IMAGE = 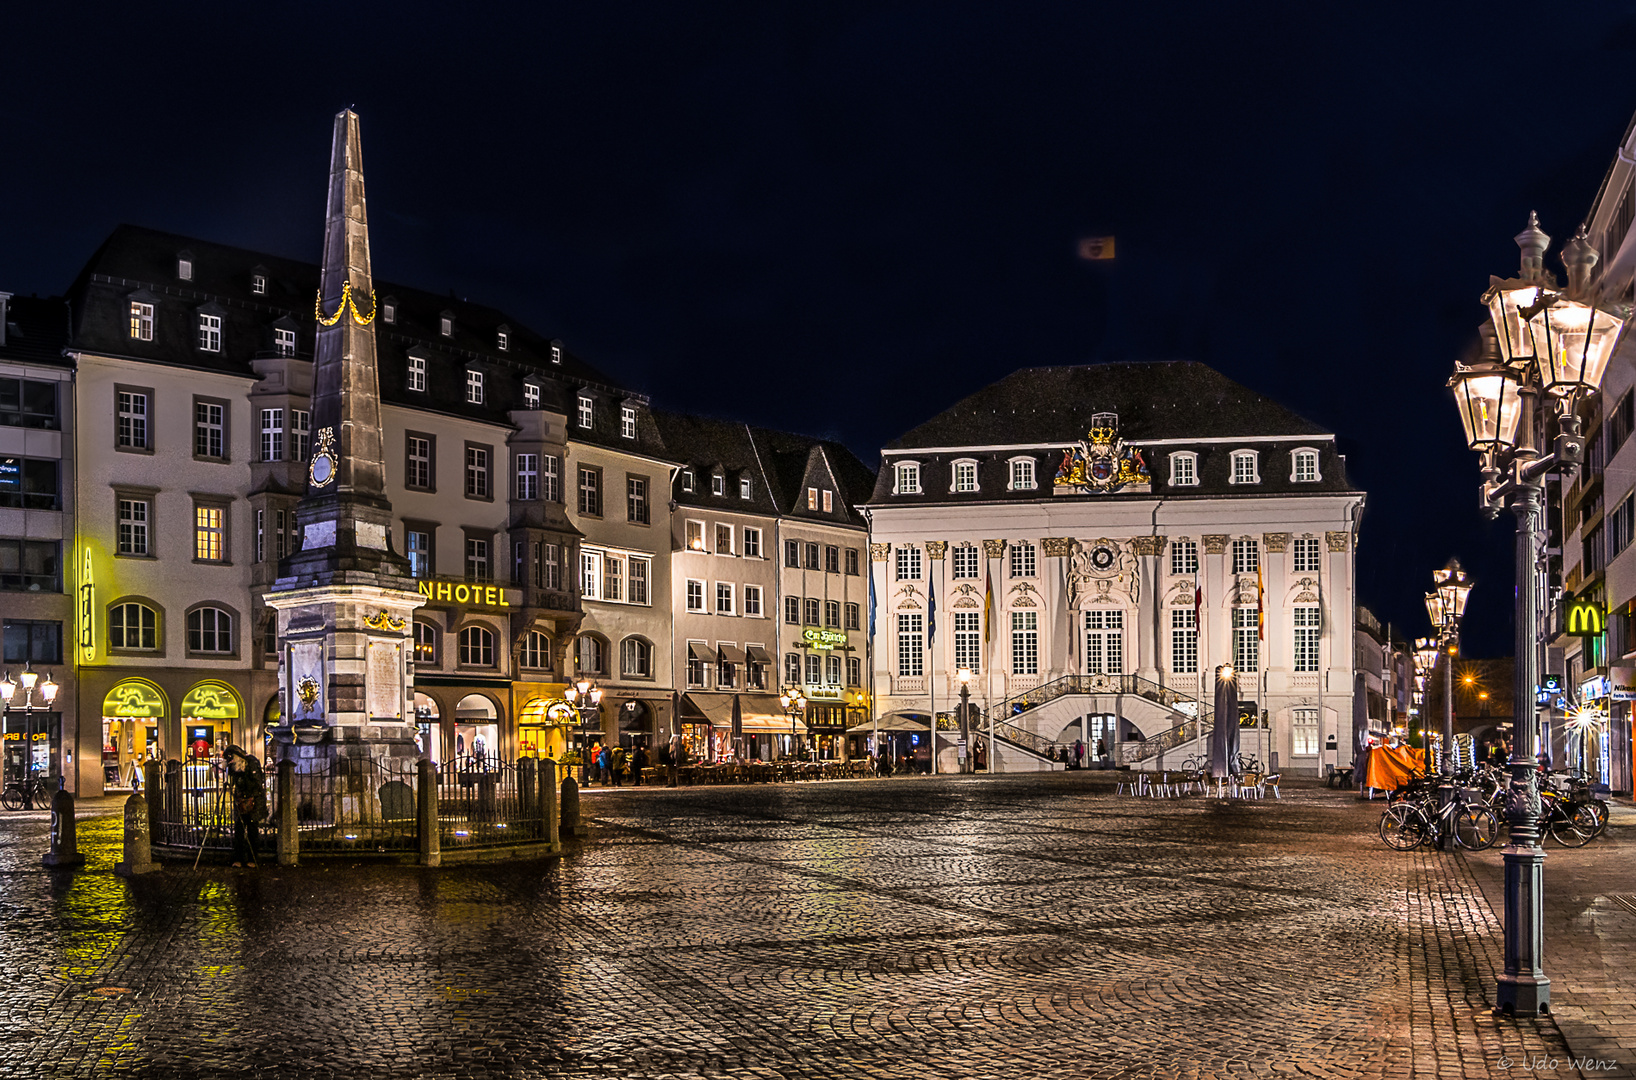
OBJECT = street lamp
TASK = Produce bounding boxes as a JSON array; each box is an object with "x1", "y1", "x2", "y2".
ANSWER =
[
  {"x1": 563, "y1": 678, "x2": 603, "y2": 784},
  {"x1": 0, "y1": 665, "x2": 60, "y2": 809},
  {"x1": 1425, "y1": 560, "x2": 1472, "y2": 774},
  {"x1": 779, "y1": 687, "x2": 806, "y2": 760},
  {"x1": 956, "y1": 668, "x2": 973, "y2": 773},
  {"x1": 1448, "y1": 212, "x2": 1630, "y2": 1017}
]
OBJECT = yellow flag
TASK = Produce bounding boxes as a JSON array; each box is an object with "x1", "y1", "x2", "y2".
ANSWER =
[{"x1": 1078, "y1": 236, "x2": 1116, "y2": 260}]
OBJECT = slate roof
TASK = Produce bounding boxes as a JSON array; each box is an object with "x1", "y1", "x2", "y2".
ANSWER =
[
  {"x1": 885, "y1": 362, "x2": 1330, "y2": 449},
  {"x1": 63, "y1": 224, "x2": 646, "y2": 434},
  {"x1": 869, "y1": 361, "x2": 1356, "y2": 505},
  {"x1": 748, "y1": 426, "x2": 875, "y2": 528},
  {"x1": 649, "y1": 411, "x2": 781, "y2": 515},
  {"x1": 0, "y1": 294, "x2": 72, "y2": 369}
]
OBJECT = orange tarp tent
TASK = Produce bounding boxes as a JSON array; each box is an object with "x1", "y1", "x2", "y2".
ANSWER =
[{"x1": 1364, "y1": 745, "x2": 1428, "y2": 790}]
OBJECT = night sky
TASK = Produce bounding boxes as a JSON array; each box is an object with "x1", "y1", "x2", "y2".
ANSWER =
[{"x1": 7, "y1": 2, "x2": 1636, "y2": 658}]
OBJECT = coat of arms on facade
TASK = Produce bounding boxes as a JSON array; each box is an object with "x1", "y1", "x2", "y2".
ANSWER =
[{"x1": 1054, "y1": 412, "x2": 1149, "y2": 493}]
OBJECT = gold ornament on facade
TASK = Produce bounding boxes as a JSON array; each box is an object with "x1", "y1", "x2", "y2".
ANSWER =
[
  {"x1": 1263, "y1": 532, "x2": 1291, "y2": 553},
  {"x1": 870, "y1": 543, "x2": 891, "y2": 562},
  {"x1": 925, "y1": 540, "x2": 947, "y2": 560},
  {"x1": 363, "y1": 610, "x2": 406, "y2": 631},
  {"x1": 314, "y1": 280, "x2": 378, "y2": 327},
  {"x1": 1131, "y1": 535, "x2": 1168, "y2": 557},
  {"x1": 1325, "y1": 531, "x2": 1350, "y2": 552},
  {"x1": 295, "y1": 675, "x2": 320, "y2": 715},
  {"x1": 1201, "y1": 534, "x2": 1230, "y2": 555},
  {"x1": 981, "y1": 539, "x2": 1008, "y2": 558},
  {"x1": 1040, "y1": 537, "x2": 1075, "y2": 558}
]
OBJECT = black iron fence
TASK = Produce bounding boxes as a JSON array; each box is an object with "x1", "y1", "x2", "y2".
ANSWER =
[{"x1": 151, "y1": 756, "x2": 556, "y2": 858}]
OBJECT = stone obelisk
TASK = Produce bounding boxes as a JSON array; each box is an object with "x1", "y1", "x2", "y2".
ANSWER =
[{"x1": 265, "y1": 110, "x2": 424, "y2": 772}]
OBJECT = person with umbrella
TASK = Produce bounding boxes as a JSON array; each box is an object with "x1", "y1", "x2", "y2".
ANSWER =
[{"x1": 224, "y1": 744, "x2": 267, "y2": 868}]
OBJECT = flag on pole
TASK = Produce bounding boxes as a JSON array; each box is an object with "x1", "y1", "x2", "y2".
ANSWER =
[
  {"x1": 983, "y1": 567, "x2": 994, "y2": 643},
  {"x1": 868, "y1": 569, "x2": 877, "y2": 638},
  {"x1": 1257, "y1": 562, "x2": 1265, "y2": 641},
  {"x1": 1192, "y1": 566, "x2": 1202, "y2": 630},
  {"x1": 927, "y1": 574, "x2": 937, "y2": 644},
  {"x1": 1078, "y1": 236, "x2": 1116, "y2": 260}
]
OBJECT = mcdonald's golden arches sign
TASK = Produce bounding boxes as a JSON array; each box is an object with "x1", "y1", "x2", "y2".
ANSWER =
[{"x1": 1565, "y1": 593, "x2": 1605, "y2": 638}]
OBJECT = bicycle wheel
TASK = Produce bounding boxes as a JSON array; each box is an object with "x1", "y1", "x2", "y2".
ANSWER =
[
  {"x1": 1581, "y1": 799, "x2": 1610, "y2": 837},
  {"x1": 1454, "y1": 806, "x2": 1500, "y2": 851},
  {"x1": 1380, "y1": 804, "x2": 1428, "y2": 850},
  {"x1": 1549, "y1": 804, "x2": 1598, "y2": 848},
  {"x1": 0, "y1": 786, "x2": 23, "y2": 812}
]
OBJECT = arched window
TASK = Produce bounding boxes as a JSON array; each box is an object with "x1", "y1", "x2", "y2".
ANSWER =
[
  {"x1": 519, "y1": 630, "x2": 552, "y2": 670},
  {"x1": 109, "y1": 602, "x2": 159, "y2": 651},
  {"x1": 412, "y1": 621, "x2": 437, "y2": 664},
  {"x1": 621, "y1": 637, "x2": 652, "y2": 678},
  {"x1": 458, "y1": 625, "x2": 495, "y2": 667},
  {"x1": 1168, "y1": 451, "x2": 1198, "y2": 487},
  {"x1": 577, "y1": 634, "x2": 607, "y2": 676},
  {"x1": 893, "y1": 460, "x2": 921, "y2": 495},
  {"x1": 187, "y1": 607, "x2": 233, "y2": 654},
  {"x1": 1291, "y1": 448, "x2": 1320, "y2": 483},
  {"x1": 1230, "y1": 450, "x2": 1260, "y2": 485}
]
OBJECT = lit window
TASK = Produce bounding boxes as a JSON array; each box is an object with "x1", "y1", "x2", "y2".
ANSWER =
[
  {"x1": 274, "y1": 327, "x2": 297, "y2": 357},
  {"x1": 440, "y1": 315, "x2": 453, "y2": 337},
  {"x1": 894, "y1": 462, "x2": 920, "y2": 494},
  {"x1": 807, "y1": 487, "x2": 818, "y2": 509},
  {"x1": 129, "y1": 302, "x2": 154, "y2": 342},
  {"x1": 740, "y1": 476, "x2": 752, "y2": 499},
  {"x1": 686, "y1": 520, "x2": 705, "y2": 551},
  {"x1": 407, "y1": 355, "x2": 426, "y2": 393},
  {"x1": 1169, "y1": 452, "x2": 1198, "y2": 487},
  {"x1": 466, "y1": 369, "x2": 484, "y2": 405},
  {"x1": 621, "y1": 405, "x2": 636, "y2": 439},
  {"x1": 578, "y1": 395, "x2": 593, "y2": 429},
  {"x1": 823, "y1": 490, "x2": 833, "y2": 513},
  {"x1": 198, "y1": 314, "x2": 222, "y2": 352},
  {"x1": 413, "y1": 621, "x2": 436, "y2": 663},
  {"x1": 1292, "y1": 449, "x2": 1320, "y2": 483},
  {"x1": 195, "y1": 504, "x2": 225, "y2": 562},
  {"x1": 1231, "y1": 450, "x2": 1260, "y2": 485}
]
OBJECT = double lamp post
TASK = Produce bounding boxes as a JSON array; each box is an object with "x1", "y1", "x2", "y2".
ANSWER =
[
  {"x1": 0, "y1": 665, "x2": 60, "y2": 809},
  {"x1": 1449, "y1": 212, "x2": 1629, "y2": 1017},
  {"x1": 1421, "y1": 559, "x2": 1472, "y2": 851}
]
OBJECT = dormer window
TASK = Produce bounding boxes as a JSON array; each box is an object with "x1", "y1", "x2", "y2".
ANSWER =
[
  {"x1": 577, "y1": 394, "x2": 593, "y2": 429},
  {"x1": 1169, "y1": 451, "x2": 1198, "y2": 487},
  {"x1": 740, "y1": 476, "x2": 752, "y2": 499},
  {"x1": 251, "y1": 272, "x2": 267, "y2": 296},
  {"x1": 198, "y1": 313, "x2": 222, "y2": 352},
  {"x1": 1291, "y1": 448, "x2": 1320, "y2": 483},
  {"x1": 712, "y1": 472, "x2": 726, "y2": 496},
  {"x1": 681, "y1": 469, "x2": 695, "y2": 493},
  {"x1": 620, "y1": 405, "x2": 637, "y2": 439},
  {"x1": 550, "y1": 341, "x2": 563, "y2": 364},
  {"x1": 823, "y1": 490, "x2": 833, "y2": 513},
  {"x1": 523, "y1": 382, "x2": 540, "y2": 409},
  {"x1": 274, "y1": 327, "x2": 296, "y2": 358},
  {"x1": 382, "y1": 299, "x2": 396, "y2": 324},
  {"x1": 466, "y1": 369, "x2": 485, "y2": 405},
  {"x1": 496, "y1": 327, "x2": 509, "y2": 351},
  {"x1": 1008, "y1": 457, "x2": 1036, "y2": 490},
  {"x1": 807, "y1": 487, "x2": 818, "y2": 509},
  {"x1": 439, "y1": 314, "x2": 453, "y2": 337},
  {"x1": 177, "y1": 253, "x2": 193, "y2": 281},
  {"x1": 1230, "y1": 450, "x2": 1260, "y2": 485},
  {"x1": 952, "y1": 459, "x2": 979, "y2": 493},
  {"x1": 894, "y1": 461, "x2": 921, "y2": 495},
  {"x1": 407, "y1": 353, "x2": 426, "y2": 393}
]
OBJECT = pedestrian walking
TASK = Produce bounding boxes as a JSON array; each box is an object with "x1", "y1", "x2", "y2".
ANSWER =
[
  {"x1": 632, "y1": 743, "x2": 647, "y2": 786},
  {"x1": 224, "y1": 744, "x2": 267, "y2": 868},
  {"x1": 1073, "y1": 739, "x2": 1085, "y2": 770},
  {"x1": 611, "y1": 745, "x2": 627, "y2": 787},
  {"x1": 1095, "y1": 737, "x2": 1108, "y2": 768}
]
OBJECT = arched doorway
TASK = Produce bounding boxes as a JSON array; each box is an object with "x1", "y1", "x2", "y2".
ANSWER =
[
  {"x1": 101, "y1": 679, "x2": 167, "y2": 790},
  {"x1": 454, "y1": 693, "x2": 499, "y2": 769},
  {"x1": 180, "y1": 681, "x2": 241, "y2": 762},
  {"x1": 617, "y1": 699, "x2": 651, "y2": 751},
  {"x1": 413, "y1": 693, "x2": 440, "y2": 762}
]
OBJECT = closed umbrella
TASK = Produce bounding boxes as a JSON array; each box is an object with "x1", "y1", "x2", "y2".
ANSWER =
[
  {"x1": 731, "y1": 693, "x2": 744, "y2": 762},
  {"x1": 1352, "y1": 673, "x2": 1370, "y2": 790},
  {"x1": 1210, "y1": 666, "x2": 1239, "y2": 777}
]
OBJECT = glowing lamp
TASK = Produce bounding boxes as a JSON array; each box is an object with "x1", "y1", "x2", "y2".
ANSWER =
[
  {"x1": 1449, "y1": 361, "x2": 1522, "y2": 452},
  {"x1": 0, "y1": 674, "x2": 13, "y2": 702},
  {"x1": 1529, "y1": 296, "x2": 1626, "y2": 398},
  {"x1": 1433, "y1": 558, "x2": 1473, "y2": 625},
  {"x1": 20, "y1": 668, "x2": 37, "y2": 691},
  {"x1": 40, "y1": 675, "x2": 58, "y2": 704},
  {"x1": 957, "y1": 668, "x2": 972, "y2": 686}
]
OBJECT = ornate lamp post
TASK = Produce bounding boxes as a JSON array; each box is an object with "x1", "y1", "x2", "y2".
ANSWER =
[
  {"x1": 1426, "y1": 558, "x2": 1474, "y2": 770},
  {"x1": 0, "y1": 666, "x2": 60, "y2": 809},
  {"x1": 1448, "y1": 212, "x2": 1629, "y2": 1017},
  {"x1": 779, "y1": 687, "x2": 806, "y2": 760},
  {"x1": 1413, "y1": 638, "x2": 1438, "y2": 754},
  {"x1": 956, "y1": 668, "x2": 974, "y2": 773},
  {"x1": 563, "y1": 678, "x2": 603, "y2": 785}
]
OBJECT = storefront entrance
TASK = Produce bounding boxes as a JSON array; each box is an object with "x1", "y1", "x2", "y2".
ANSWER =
[
  {"x1": 101, "y1": 679, "x2": 166, "y2": 790},
  {"x1": 4, "y1": 711, "x2": 58, "y2": 788},
  {"x1": 181, "y1": 682, "x2": 241, "y2": 762},
  {"x1": 454, "y1": 694, "x2": 499, "y2": 770}
]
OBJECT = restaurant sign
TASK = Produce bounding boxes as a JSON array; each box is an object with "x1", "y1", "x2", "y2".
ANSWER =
[{"x1": 801, "y1": 628, "x2": 847, "y2": 650}]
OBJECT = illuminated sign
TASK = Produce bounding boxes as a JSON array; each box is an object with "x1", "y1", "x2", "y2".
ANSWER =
[
  {"x1": 102, "y1": 681, "x2": 166, "y2": 719},
  {"x1": 0, "y1": 458, "x2": 18, "y2": 489},
  {"x1": 1581, "y1": 676, "x2": 1610, "y2": 702},
  {"x1": 181, "y1": 683, "x2": 241, "y2": 721},
  {"x1": 2, "y1": 731, "x2": 48, "y2": 742},
  {"x1": 78, "y1": 548, "x2": 94, "y2": 662},
  {"x1": 1566, "y1": 593, "x2": 1605, "y2": 637},
  {"x1": 1611, "y1": 666, "x2": 1636, "y2": 703},
  {"x1": 801, "y1": 628, "x2": 847, "y2": 650},
  {"x1": 416, "y1": 579, "x2": 511, "y2": 608},
  {"x1": 804, "y1": 683, "x2": 844, "y2": 699}
]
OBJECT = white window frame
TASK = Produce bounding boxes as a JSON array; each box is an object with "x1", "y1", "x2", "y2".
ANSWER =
[
  {"x1": 685, "y1": 520, "x2": 705, "y2": 552},
  {"x1": 407, "y1": 354, "x2": 427, "y2": 393},
  {"x1": 1169, "y1": 451, "x2": 1198, "y2": 487},
  {"x1": 1292, "y1": 706, "x2": 1320, "y2": 755},
  {"x1": 1009, "y1": 541, "x2": 1037, "y2": 579},
  {"x1": 1291, "y1": 448, "x2": 1321, "y2": 483},
  {"x1": 1231, "y1": 538, "x2": 1260, "y2": 575},
  {"x1": 951, "y1": 459, "x2": 979, "y2": 493},
  {"x1": 1293, "y1": 606, "x2": 1321, "y2": 672},
  {"x1": 893, "y1": 460, "x2": 921, "y2": 495},
  {"x1": 198, "y1": 313, "x2": 222, "y2": 353},
  {"x1": 897, "y1": 613, "x2": 924, "y2": 677},
  {"x1": 260, "y1": 408, "x2": 284, "y2": 462},
  {"x1": 686, "y1": 578, "x2": 705, "y2": 612},
  {"x1": 714, "y1": 523, "x2": 734, "y2": 555},
  {"x1": 954, "y1": 611, "x2": 981, "y2": 673},
  {"x1": 714, "y1": 473, "x2": 727, "y2": 497},
  {"x1": 1230, "y1": 450, "x2": 1260, "y2": 485},
  {"x1": 1171, "y1": 609, "x2": 1198, "y2": 674},
  {"x1": 117, "y1": 390, "x2": 148, "y2": 449},
  {"x1": 715, "y1": 582, "x2": 735, "y2": 615},
  {"x1": 743, "y1": 527, "x2": 761, "y2": 558},
  {"x1": 740, "y1": 476, "x2": 753, "y2": 499},
  {"x1": 744, "y1": 585, "x2": 763, "y2": 616},
  {"x1": 1083, "y1": 608, "x2": 1124, "y2": 674},
  {"x1": 251, "y1": 273, "x2": 267, "y2": 296},
  {"x1": 291, "y1": 410, "x2": 310, "y2": 461},
  {"x1": 274, "y1": 327, "x2": 296, "y2": 358},
  {"x1": 523, "y1": 382, "x2": 540, "y2": 409},
  {"x1": 1292, "y1": 535, "x2": 1322, "y2": 573},
  {"x1": 440, "y1": 315, "x2": 453, "y2": 337},
  {"x1": 1232, "y1": 606, "x2": 1260, "y2": 671},
  {"x1": 1170, "y1": 539, "x2": 1198, "y2": 576},
  {"x1": 129, "y1": 302, "x2": 154, "y2": 342},
  {"x1": 620, "y1": 405, "x2": 637, "y2": 440},
  {"x1": 895, "y1": 546, "x2": 922, "y2": 581},
  {"x1": 497, "y1": 330, "x2": 509, "y2": 352},
  {"x1": 952, "y1": 544, "x2": 979, "y2": 579},
  {"x1": 466, "y1": 369, "x2": 484, "y2": 405},
  {"x1": 822, "y1": 489, "x2": 833, "y2": 513},
  {"x1": 1011, "y1": 610, "x2": 1039, "y2": 675},
  {"x1": 1008, "y1": 457, "x2": 1036, "y2": 491},
  {"x1": 516, "y1": 453, "x2": 539, "y2": 501},
  {"x1": 578, "y1": 395, "x2": 593, "y2": 430}
]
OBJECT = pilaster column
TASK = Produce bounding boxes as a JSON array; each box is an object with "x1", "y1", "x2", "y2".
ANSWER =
[
  {"x1": 1132, "y1": 535, "x2": 1166, "y2": 683},
  {"x1": 1202, "y1": 535, "x2": 1230, "y2": 674},
  {"x1": 1042, "y1": 537, "x2": 1075, "y2": 680}
]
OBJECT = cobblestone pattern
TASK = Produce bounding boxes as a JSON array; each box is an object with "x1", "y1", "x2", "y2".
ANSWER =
[{"x1": 0, "y1": 776, "x2": 1587, "y2": 1078}]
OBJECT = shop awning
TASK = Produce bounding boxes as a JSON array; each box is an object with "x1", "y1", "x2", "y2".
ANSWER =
[
  {"x1": 846, "y1": 713, "x2": 931, "y2": 733},
  {"x1": 745, "y1": 644, "x2": 773, "y2": 663},
  {"x1": 715, "y1": 643, "x2": 746, "y2": 665},
  {"x1": 680, "y1": 693, "x2": 806, "y2": 734},
  {"x1": 688, "y1": 642, "x2": 717, "y2": 663}
]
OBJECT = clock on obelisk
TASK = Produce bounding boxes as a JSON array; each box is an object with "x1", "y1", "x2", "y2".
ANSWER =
[{"x1": 265, "y1": 109, "x2": 424, "y2": 770}]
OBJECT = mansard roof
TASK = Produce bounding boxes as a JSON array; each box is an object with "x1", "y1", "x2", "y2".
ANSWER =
[
  {"x1": 63, "y1": 224, "x2": 636, "y2": 427},
  {"x1": 884, "y1": 362, "x2": 1330, "y2": 450},
  {"x1": 0, "y1": 294, "x2": 72, "y2": 368}
]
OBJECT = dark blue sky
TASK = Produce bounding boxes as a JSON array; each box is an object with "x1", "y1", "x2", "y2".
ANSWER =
[{"x1": 6, "y1": 2, "x2": 1636, "y2": 657}]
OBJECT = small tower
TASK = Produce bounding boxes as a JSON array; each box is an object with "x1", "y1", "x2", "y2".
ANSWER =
[{"x1": 265, "y1": 110, "x2": 424, "y2": 775}]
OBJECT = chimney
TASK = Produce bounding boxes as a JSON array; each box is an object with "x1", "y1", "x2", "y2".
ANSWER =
[{"x1": 0, "y1": 292, "x2": 11, "y2": 348}]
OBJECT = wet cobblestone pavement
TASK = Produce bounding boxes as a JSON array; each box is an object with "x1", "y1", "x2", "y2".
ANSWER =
[{"x1": 0, "y1": 774, "x2": 1599, "y2": 1078}]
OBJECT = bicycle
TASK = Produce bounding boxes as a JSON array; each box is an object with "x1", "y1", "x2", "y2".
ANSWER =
[
  {"x1": 1537, "y1": 787, "x2": 1601, "y2": 848},
  {"x1": 0, "y1": 775, "x2": 54, "y2": 811},
  {"x1": 1378, "y1": 779, "x2": 1501, "y2": 851}
]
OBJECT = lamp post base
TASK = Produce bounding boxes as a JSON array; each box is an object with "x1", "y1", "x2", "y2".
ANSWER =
[{"x1": 1495, "y1": 838, "x2": 1550, "y2": 1017}]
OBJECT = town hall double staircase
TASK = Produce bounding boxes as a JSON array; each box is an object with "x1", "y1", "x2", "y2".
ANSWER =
[{"x1": 980, "y1": 673, "x2": 1215, "y2": 771}]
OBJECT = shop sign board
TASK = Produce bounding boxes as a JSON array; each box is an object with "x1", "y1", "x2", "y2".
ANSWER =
[
  {"x1": 102, "y1": 681, "x2": 165, "y2": 718},
  {"x1": 801, "y1": 628, "x2": 846, "y2": 650},
  {"x1": 181, "y1": 683, "x2": 240, "y2": 720},
  {"x1": 805, "y1": 683, "x2": 844, "y2": 699},
  {"x1": 1566, "y1": 592, "x2": 1605, "y2": 637},
  {"x1": 1581, "y1": 675, "x2": 1610, "y2": 702},
  {"x1": 416, "y1": 579, "x2": 512, "y2": 608},
  {"x1": 1611, "y1": 666, "x2": 1636, "y2": 702}
]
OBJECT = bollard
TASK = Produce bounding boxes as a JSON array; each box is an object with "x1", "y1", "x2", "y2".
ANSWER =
[
  {"x1": 43, "y1": 778, "x2": 84, "y2": 869},
  {"x1": 114, "y1": 793, "x2": 157, "y2": 877},
  {"x1": 560, "y1": 774, "x2": 587, "y2": 839},
  {"x1": 518, "y1": 758, "x2": 538, "y2": 837},
  {"x1": 144, "y1": 759, "x2": 163, "y2": 833},
  {"x1": 277, "y1": 759, "x2": 298, "y2": 867},
  {"x1": 540, "y1": 758, "x2": 560, "y2": 851},
  {"x1": 417, "y1": 757, "x2": 440, "y2": 867}
]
